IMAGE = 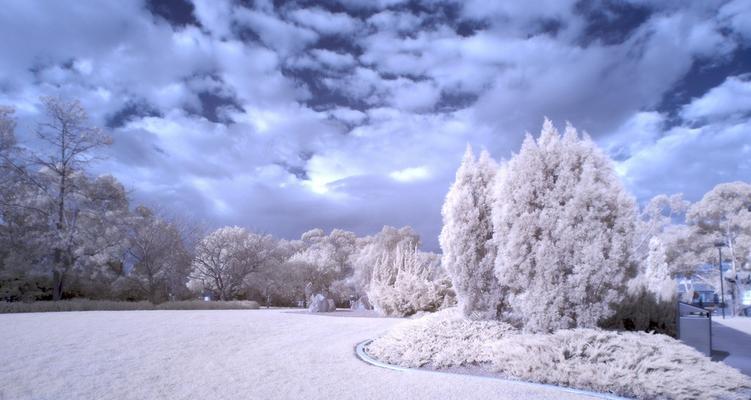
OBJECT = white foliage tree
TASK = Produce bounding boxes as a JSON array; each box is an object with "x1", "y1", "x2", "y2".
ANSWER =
[
  {"x1": 643, "y1": 237, "x2": 677, "y2": 303},
  {"x1": 440, "y1": 145, "x2": 501, "y2": 320},
  {"x1": 367, "y1": 226, "x2": 453, "y2": 316},
  {"x1": 493, "y1": 119, "x2": 637, "y2": 332},
  {"x1": 350, "y1": 226, "x2": 421, "y2": 303},
  {"x1": 191, "y1": 226, "x2": 274, "y2": 301},
  {"x1": 687, "y1": 181, "x2": 751, "y2": 315},
  {"x1": 368, "y1": 242, "x2": 452, "y2": 317},
  {"x1": 289, "y1": 228, "x2": 357, "y2": 303},
  {"x1": 635, "y1": 194, "x2": 689, "y2": 264}
]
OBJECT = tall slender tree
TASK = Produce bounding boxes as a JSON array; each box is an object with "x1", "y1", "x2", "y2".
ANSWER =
[
  {"x1": 440, "y1": 145, "x2": 502, "y2": 319},
  {"x1": 32, "y1": 97, "x2": 113, "y2": 300}
]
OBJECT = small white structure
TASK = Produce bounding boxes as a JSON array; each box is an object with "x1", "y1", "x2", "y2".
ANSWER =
[{"x1": 308, "y1": 294, "x2": 335, "y2": 313}]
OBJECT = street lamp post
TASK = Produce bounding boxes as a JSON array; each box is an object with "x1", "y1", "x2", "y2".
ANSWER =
[{"x1": 715, "y1": 240, "x2": 726, "y2": 319}]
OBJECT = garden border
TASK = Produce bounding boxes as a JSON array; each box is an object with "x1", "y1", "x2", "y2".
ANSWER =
[{"x1": 355, "y1": 339, "x2": 632, "y2": 400}]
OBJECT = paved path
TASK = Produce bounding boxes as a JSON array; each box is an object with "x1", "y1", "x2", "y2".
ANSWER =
[
  {"x1": 713, "y1": 317, "x2": 751, "y2": 376},
  {"x1": 0, "y1": 309, "x2": 595, "y2": 400}
]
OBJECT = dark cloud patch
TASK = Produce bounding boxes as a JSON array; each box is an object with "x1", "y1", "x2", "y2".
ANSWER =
[
  {"x1": 195, "y1": 91, "x2": 243, "y2": 123},
  {"x1": 234, "y1": 25, "x2": 262, "y2": 43},
  {"x1": 145, "y1": 0, "x2": 200, "y2": 28},
  {"x1": 301, "y1": 0, "x2": 385, "y2": 19},
  {"x1": 380, "y1": 72, "x2": 429, "y2": 82},
  {"x1": 288, "y1": 67, "x2": 370, "y2": 111},
  {"x1": 435, "y1": 91, "x2": 479, "y2": 112},
  {"x1": 299, "y1": 150, "x2": 314, "y2": 161},
  {"x1": 106, "y1": 101, "x2": 162, "y2": 129},
  {"x1": 533, "y1": 18, "x2": 563, "y2": 38},
  {"x1": 315, "y1": 35, "x2": 363, "y2": 57},
  {"x1": 275, "y1": 161, "x2": 310, "y2": 180},
  {"x1": 279, "y1": 0, "x2": 345, "y2": 14},
  {"x1": 576, "y1": 0, "x2": 651, "y2": 46},
  {"x1": 407, "y1": 0, "x2": 486, "y2": 37},
  {"x1": 455, "y1": 19, "x2": 488, "y2": 37}
]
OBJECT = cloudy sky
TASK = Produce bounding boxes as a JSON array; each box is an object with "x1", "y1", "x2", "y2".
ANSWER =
[{"x1": 0, "y1": 0, "x2": 750, "y2": 250}]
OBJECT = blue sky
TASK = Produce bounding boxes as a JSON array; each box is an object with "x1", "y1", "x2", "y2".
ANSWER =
[{"x1": 0, "y1": 0, "x2": 749, "y2": 250}]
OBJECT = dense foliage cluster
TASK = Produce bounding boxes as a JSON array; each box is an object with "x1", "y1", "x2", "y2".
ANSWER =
[{"x1": 440, "y1": 119, "x2": 751, "y2": 332}]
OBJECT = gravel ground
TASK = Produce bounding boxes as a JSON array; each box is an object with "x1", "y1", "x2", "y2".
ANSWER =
[{"x1": 0, "y1": 309, "x2": 596, "y2": 400}]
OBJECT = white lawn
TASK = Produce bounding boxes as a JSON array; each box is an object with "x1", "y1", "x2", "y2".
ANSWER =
[{"x1": 0, "y1": 309, "x2": 595, "y2": 400}]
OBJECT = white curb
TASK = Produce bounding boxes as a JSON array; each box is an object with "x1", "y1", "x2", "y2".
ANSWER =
[{"x1": 355, "y1": 339, "x2": 632, "y2": 400}]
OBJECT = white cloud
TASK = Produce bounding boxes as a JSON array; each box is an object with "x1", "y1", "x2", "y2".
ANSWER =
[
  {"x1": 615, "y1": 119, "x2": 751, "y2": 200},
  {"x1": 329, "y1": 107, "x2": 367, "y2": 125},
  {"x1": 604, "y1": 111, "x2": 665, "y2": 161},
  {"x1": 718, "y1": 0, "x2": 751, "y2": 41},
  {"x1": 192, "y1": 0, "x2": 233, "y2": 38},
  {"x1": 311, "y1": 49, "x2": 357, "y2": 69},
  {"x1": 390, "y1": 166, "x2": 430, "y2": 182},
  {"x1": 287, "y1": 7, "x2": 360, "y2": 36},
  {"x1": 367, "y1": 11, "x2": 423, "y2": 34},
  {"x1": 681, "y1": 75, "x2": 751, "y2": 122},
  {"x1": 386, "y1": 78, "x2": 441, "y2": 112}
]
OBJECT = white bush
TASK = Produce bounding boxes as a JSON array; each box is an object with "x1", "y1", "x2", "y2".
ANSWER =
[
  {"x1": 366, "y1": 308, "x2": 515, "y2": 367},
  {"x1": 367, "y1": 244, "x2": 452, "y2": 317},
  {"x1": 493, "y1": 120, "x2": 637, "y2": 332},
  {"x1": 366, "y1": 309, "x2": 751, "y2": 400}
]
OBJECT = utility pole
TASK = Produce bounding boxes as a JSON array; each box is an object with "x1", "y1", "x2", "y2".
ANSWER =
[{"x1": 715, "y1": 241, "x2": 727, "y2": 319}]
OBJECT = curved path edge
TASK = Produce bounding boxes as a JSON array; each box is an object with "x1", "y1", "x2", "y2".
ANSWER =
[{"x1": 355, "y1": 339, "x2": 632, "y2": 400}]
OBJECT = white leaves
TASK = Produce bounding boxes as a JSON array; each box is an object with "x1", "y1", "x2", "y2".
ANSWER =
[
  {"x1": 644, "y1": 237, "x2": 676, "y2": 302},
  {"x1": 441, "y1": 120, "x2": 639, "y2": 332},
  {"x1": 439, "y1": 144, "x2": 501, "y2": 319},
  {"x1": 192, "y1": 226, "x2": 277, "y2": 300},
  {"x1": 367, "y1": 310, "x2": 751, "y2": 399},
  {"x1": 367, "y1": 235, "x2": 452, "y2": 317}
]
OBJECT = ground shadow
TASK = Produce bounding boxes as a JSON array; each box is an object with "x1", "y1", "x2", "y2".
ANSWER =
[{"x1": 711, "y1": 349, "x2": 730, "y2": 362}]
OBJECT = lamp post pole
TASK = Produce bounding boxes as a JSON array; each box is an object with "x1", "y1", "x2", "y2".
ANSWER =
[{"x1": 715, "y1": 241, "x2": 726, "y2": 319}]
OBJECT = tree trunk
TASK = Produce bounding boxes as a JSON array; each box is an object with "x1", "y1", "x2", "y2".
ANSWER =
[{"x1": 52, "y1": 268, "x2": 64, "y2": 301}]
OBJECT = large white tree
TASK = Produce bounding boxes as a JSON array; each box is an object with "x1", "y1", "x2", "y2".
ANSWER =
[
  {"x1": 439, "y1": 145, "x2": 501, "y2": 320},
  {"x1": 493, "y1": 120, "x2": 637, "y2": 332},
  {"x1": 687, "y1": 181, "x2": 751, "y2": 315},
  {"x1": 191, "y1": 226, "x2": 275, "y2": 300},
  {"x1": 289, "y1": 228, "x2": 358, "y2": 303}
]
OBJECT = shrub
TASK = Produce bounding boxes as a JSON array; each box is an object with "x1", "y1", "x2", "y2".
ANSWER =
[
  {"x1": 367, "y1": 245, "x2": 453, "y2": 317},
  {"x1": 366, "y1": 309, "x2": 751, "y2": 400},
  {"x1": 0, "y1": 299, "x2": 260, "y2": 313}
]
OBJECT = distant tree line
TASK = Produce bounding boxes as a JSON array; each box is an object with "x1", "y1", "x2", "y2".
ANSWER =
[{"x1": 0, "y1": 97, "x2": 452, "y2": 312}]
